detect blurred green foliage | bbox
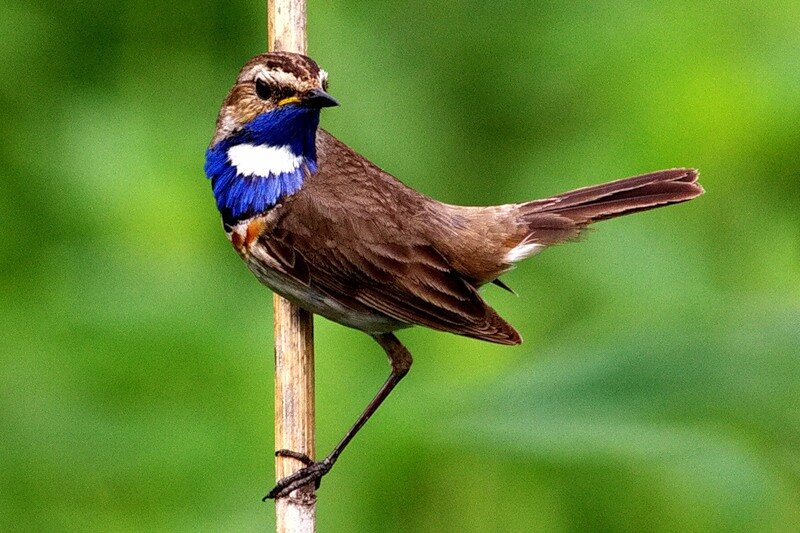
[1,0,799,530]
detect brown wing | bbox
[256,132,521,345]
[261,205,520,345]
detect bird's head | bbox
[205,52,338,225]
[209,52,337,146]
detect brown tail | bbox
[517,168,703,246]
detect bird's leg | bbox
[264,332,413,500]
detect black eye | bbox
[255,79,272,100]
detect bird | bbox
[204,51,704,500]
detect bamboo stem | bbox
[268,0,316,531]
[268,0,306,54]
[273,299,315,530]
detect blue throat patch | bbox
[204,105,320,225]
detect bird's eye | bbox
[255,79,272,100]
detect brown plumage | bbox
[239,131,702,346]
[207,52,704,499]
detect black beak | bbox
[304,88,339,108]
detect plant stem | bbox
[268,0,316,531]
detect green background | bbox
[2,0,799,530]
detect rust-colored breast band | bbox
[230,217,266,256]
[231,231,245,254]
[245,218,266,250]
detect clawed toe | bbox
[275,449,314,467]
[263,458,332,500]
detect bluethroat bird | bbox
[205,52,704,499]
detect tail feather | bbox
[517,168,703,246]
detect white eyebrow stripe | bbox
[227,143,303,177]
[260,70,297,86]
[240,65,298,86]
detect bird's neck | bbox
[205,106,320,225]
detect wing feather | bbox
[248,130,521,345]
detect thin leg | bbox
[264,332,413,500]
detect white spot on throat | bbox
[227,143,302,178]
[506,242,543,263]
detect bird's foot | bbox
[263,450,332,500]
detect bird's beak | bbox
[303,88,339,108]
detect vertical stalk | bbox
[268,1,316,531]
